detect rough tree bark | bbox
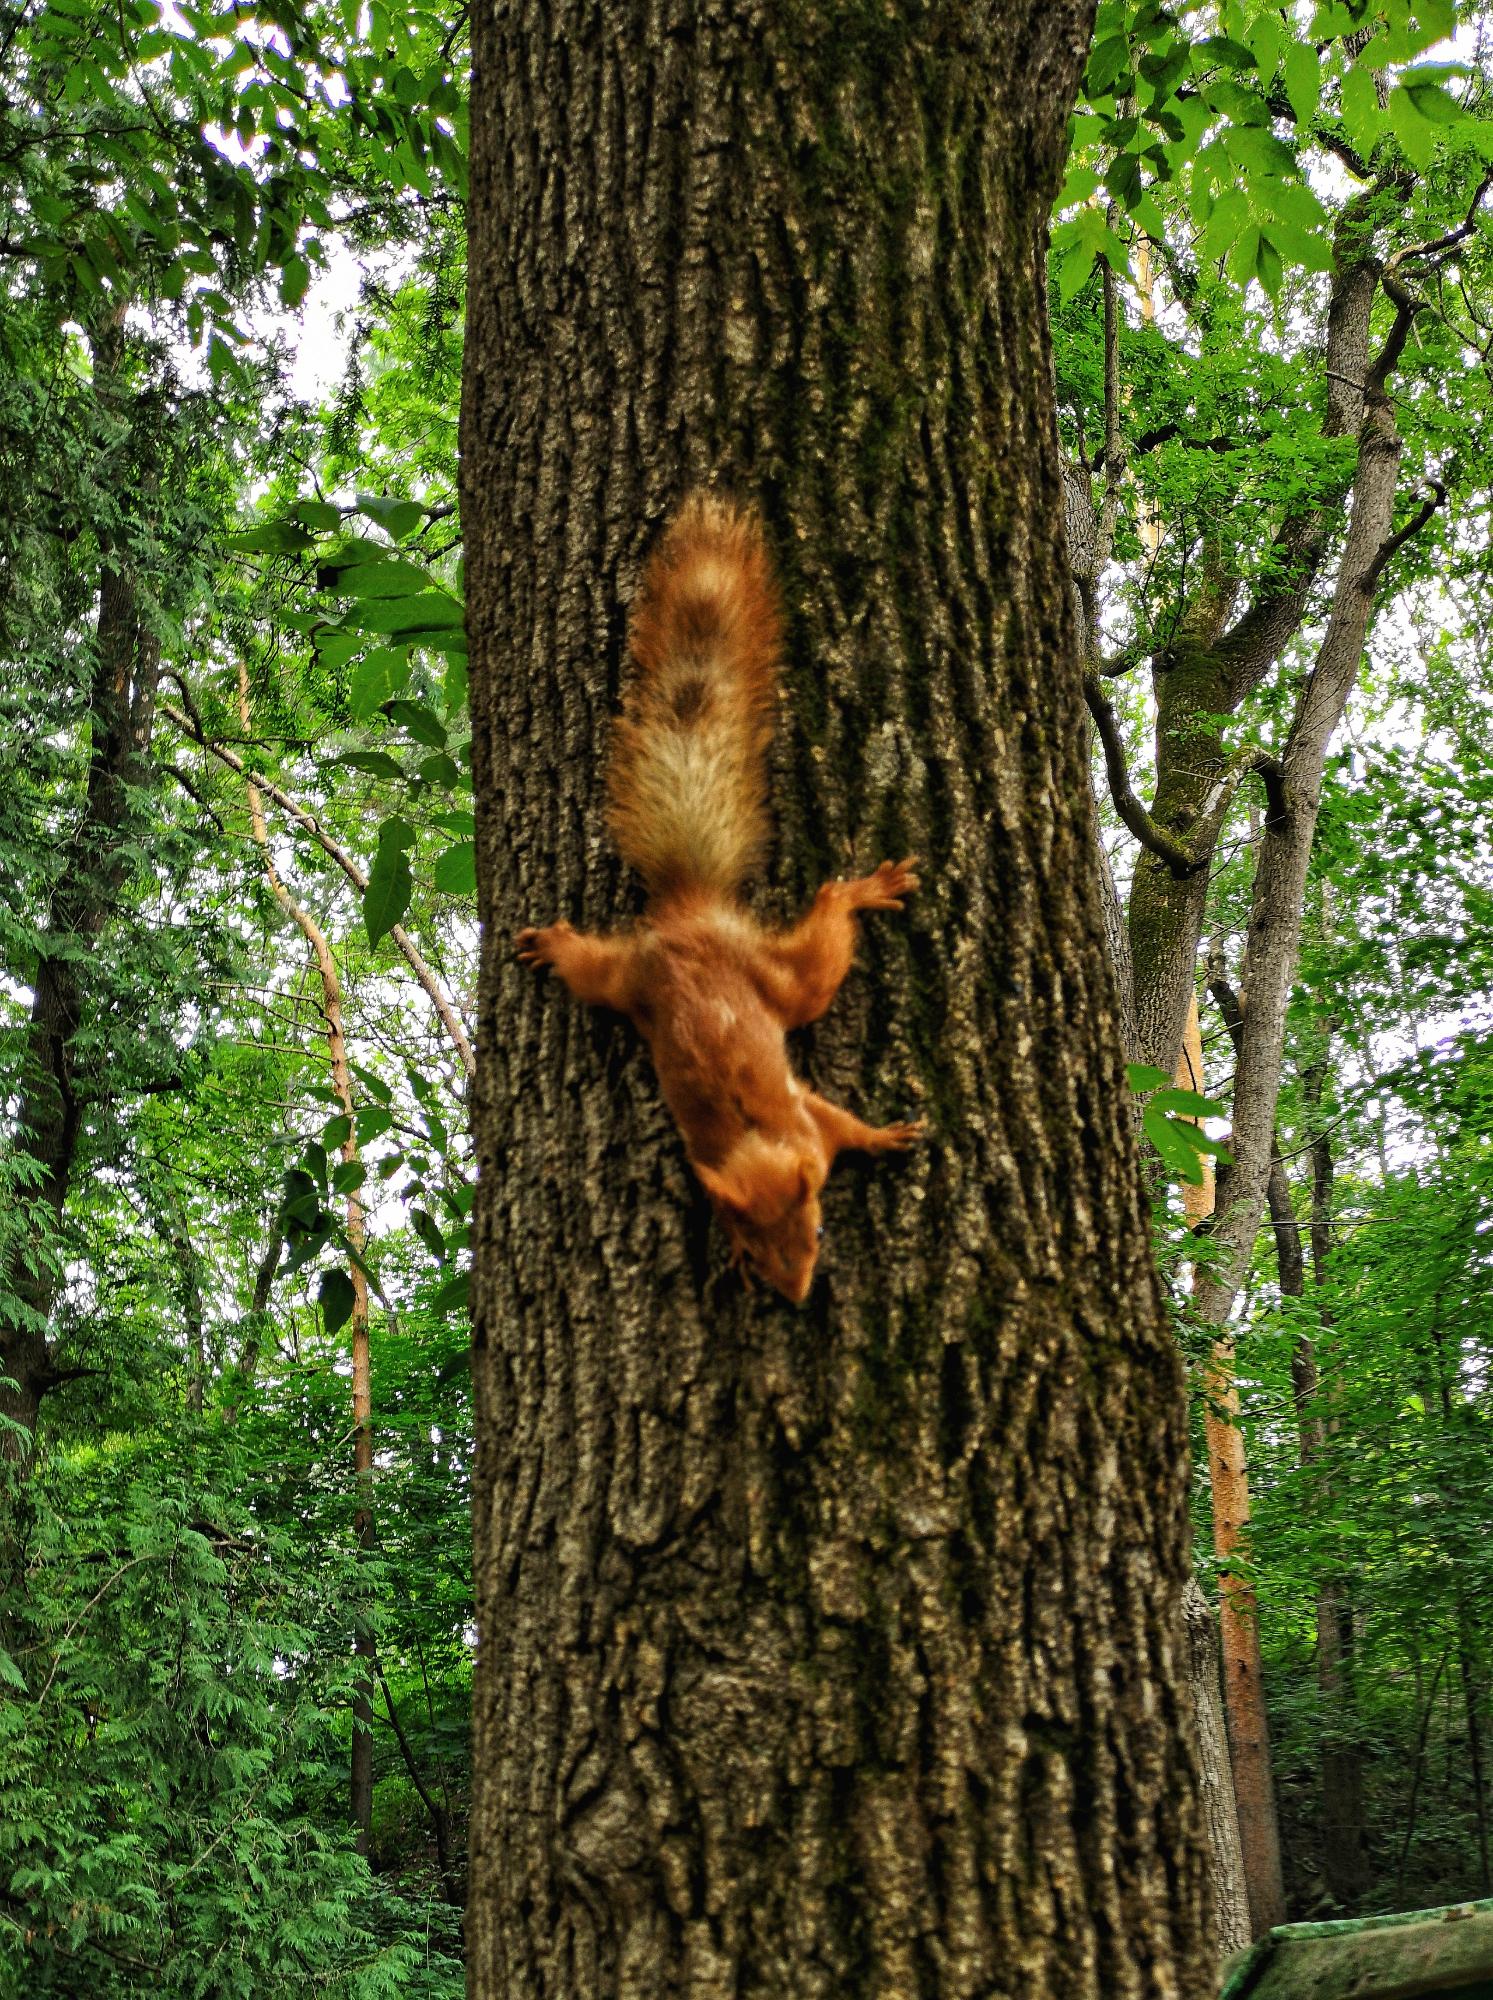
[463,5,1216,1996]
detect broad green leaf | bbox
[1086,33,1131,96]
[1126,1063,1172,1092]
[347,591,464,634]
[357,492,426,541]
[1389,87,1440,167]
[335,750,406,780]
[319,1269,356,1334]
[226,522,315,556]
[1282,42,1319,125]
[433,842,476,896]
[384,699,448,747]
[1149,1087,1227,1120]
[293,500,343,532]
[349,647,412,719]
[1341,63,1381,148]
[337,559,434,599]
[430,1269,470,1315]
[363,836,413,947]
[351,1064,392,1104]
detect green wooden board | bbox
[1221,1899,1493,2000]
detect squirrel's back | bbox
[608,494,783,900]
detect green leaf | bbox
[357,493,427,541]
[1222,123,1295,178]
[331,1161,366,1194]
[1195,34,1256,71]
[1341,64,1381,148]
[1402,79,1463,127]
[1148,1087,1227,1120]
[411,1207,447,1261]
[1282,42,1319,125]
[351,1064,392,1104]
[363,836,413,947]
[1086,33,1131,95]
[349,647,412,720]
[293,500,343,532]
[226,522,315,556]
[1388,86,1439,167]
[337,559,434,598]
[384,699,448,748]
[279,255,310,307]
[1142,1102,1210,1183]
[348,591,464,635]
[430,1269,470,1316]
[356,1104,395,1143]
[433,842,476,895]
[1126,1063,1172,1093]
[322,1114,352,1149]
[1255,230,1284,301]
[335,750,406,780]
[1247,14,1283,80]
[319,1269,356,1334]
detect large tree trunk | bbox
[462,6,1216,1995]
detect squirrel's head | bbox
[696,1140,826,1305]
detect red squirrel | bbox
[517,494,923,1303]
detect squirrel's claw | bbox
[878,1119,927,1150]
[856,857,921,910]
[516,922,573,968]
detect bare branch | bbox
[1363,479,1446,592]
[1384,169,1493,279]
[161,700,477,1080]
[1083,675,1200,878]
[1193,744,1288,845]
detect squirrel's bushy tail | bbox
[609,494,783,899]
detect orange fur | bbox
[518,494,923,1304]
[608,494,781,898]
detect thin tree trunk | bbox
[1177,999,1287,1937]
[1183,1576,1253,1958]
[463,6,1216,1994]
[238,665,377,1854]
[162,698,476,1079]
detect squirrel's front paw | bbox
[856,857,920,910]
[516,922,572,968]
[877,1118,926,1151]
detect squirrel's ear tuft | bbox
[696,1162,747,1220]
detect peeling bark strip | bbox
[462,5,1215,1996]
